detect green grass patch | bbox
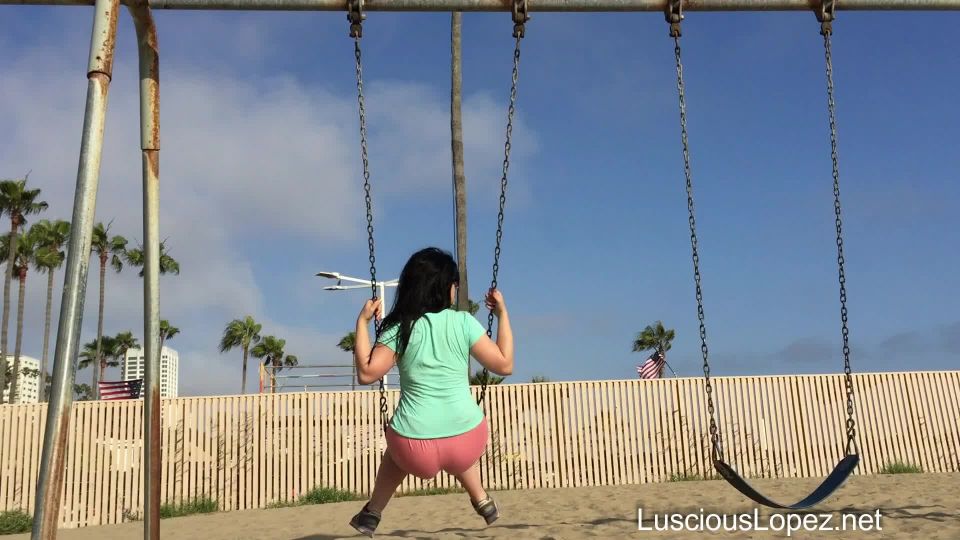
[668,473,704,482]
[298,487,364,505]
[0,510,32,535]
[265,499,298,509]
[270,487,364,508]
[398,486,465,497]
[159,497,219,519]
[880,461,923,474]
[270,485,465,509]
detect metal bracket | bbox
[347,0,365,38]
[817,0,836,35]
[666,0,683,37]
[512,0,530,38]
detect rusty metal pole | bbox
[5,0,960,11]
[128,2,161,538]
[30,0,120,537]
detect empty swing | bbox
[666,0,860,509]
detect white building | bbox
[122,346,179,398]
[3,354,40,403]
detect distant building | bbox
[122,346,179,398]
[2,355,40,403]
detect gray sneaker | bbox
[349,504,381,537]
[472,496,500,525]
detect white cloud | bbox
[0,24,538,396]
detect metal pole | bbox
[3,0,960,10]
[31,0,120,536]
[128,1,161,538]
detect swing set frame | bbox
[3,0,957,539]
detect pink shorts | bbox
[385,419,488,480]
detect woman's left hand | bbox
[359,297,383,323]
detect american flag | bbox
[98,379,143,400]
[636,352,665,380]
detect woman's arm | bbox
[354,299,396,385]
[469,289,514,376]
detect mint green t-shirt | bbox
[377,308,487,439]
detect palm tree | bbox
[632,320,676,378]
[124,239,181,277]
[90,222,127,399]
[251,335,298,394]
[78,335,120,392]
[450,11,469,314]
[337,331,357,391]
[73,383,94,401]
[2,228,40,402]
[113,331,139,373]
[32,219,70,402]
[470,369,504,386]
[159,319,180,351]
[219,316,262,394]
[0,176,47,403]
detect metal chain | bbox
[670,28,723,463]
[821,19,857,456]
[348,1,389,432]
[479,3,527,407]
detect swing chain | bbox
[479,2,525,407]
[820,11,858,456]
[668,11,723,464]
[349,1,388,432]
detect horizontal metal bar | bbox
[267,364,398,370]
[275,373,356,379]
[3,0,960,11]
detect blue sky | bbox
[0,7,957,395]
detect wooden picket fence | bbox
[1,371,958,528]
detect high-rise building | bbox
[2,355,41,403]
[122,346,179,398]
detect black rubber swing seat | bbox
[713,454,860,510]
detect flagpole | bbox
[664,361,680,378]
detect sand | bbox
[12,472,958,539]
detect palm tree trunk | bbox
[94,254,107,399]
[241,346,248,395]
[9,268,26,402]
[40,269,54,402]
[0,218,20,404]
[451,11,469,313]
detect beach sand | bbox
[12,472,958,539]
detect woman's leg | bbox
[366,450,407,514]
[453,461,487,503]
[443,419,490,502]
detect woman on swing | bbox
[348,247,515,537]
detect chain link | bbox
[349,7,388,432]
[822,25,857,456]
[671,32,723,463]
[479,22,524,408]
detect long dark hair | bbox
[380,247,459,358]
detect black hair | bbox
[379,247,459,359]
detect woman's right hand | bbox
[359,297,383,323]
[485,288,507,317]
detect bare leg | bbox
[366,450,407,514]
[455,461,499,525]
[454,462,487,503]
